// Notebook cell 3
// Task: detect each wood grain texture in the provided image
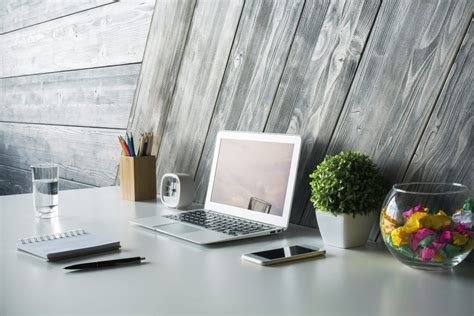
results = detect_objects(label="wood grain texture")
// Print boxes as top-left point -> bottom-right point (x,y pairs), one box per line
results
300,0 -> 474,226
119,156 -> 156,201
404,21 -> 474,189
0,123 -> 123,186
0,0 -> 114,34
0,0 -> 154,78
0,64 -> 141,128
154,0 -> 244,182
127,0 -> 196,156
263,0 -> 380,224
0,164 -> 93,196
193,0 -> 305,203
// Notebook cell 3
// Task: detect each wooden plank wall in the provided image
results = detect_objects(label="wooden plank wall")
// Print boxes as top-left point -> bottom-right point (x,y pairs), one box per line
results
129,0 -> 473,229
0,0 -> 155,195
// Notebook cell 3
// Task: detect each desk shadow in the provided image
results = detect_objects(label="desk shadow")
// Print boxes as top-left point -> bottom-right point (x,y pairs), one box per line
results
241,253 -> 330,269
64,261 -> 151,274
204,234 -> 287,249
204,227 -> 320,249
48,248 -> 122,266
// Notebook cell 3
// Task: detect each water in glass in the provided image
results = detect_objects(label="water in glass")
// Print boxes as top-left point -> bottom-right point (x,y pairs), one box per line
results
31,163 -> 59,218
33,179 -> 58,217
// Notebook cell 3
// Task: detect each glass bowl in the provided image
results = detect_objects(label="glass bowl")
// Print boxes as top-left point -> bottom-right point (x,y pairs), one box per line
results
380,183 -> 472,270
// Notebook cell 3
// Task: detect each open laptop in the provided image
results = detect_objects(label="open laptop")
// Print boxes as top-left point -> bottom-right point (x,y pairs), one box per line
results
130,131 -> 301,244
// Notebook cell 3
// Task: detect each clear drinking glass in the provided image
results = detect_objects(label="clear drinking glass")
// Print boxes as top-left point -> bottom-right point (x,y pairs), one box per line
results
31,163 -> 59,218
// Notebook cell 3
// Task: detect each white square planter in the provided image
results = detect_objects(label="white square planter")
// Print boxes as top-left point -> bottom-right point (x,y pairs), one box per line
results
315,210 -> 376,248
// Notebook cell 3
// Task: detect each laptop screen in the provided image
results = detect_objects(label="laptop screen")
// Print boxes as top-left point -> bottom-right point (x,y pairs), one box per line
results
210,138 -> 294,217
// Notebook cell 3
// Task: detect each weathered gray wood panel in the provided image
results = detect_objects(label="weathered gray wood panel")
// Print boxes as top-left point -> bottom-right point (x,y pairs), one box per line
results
263,0 -> 380,224
0,123 -> 123,186
0,0 -> 154,78
0,64 -> 141,128
300,0 -> 474,226
404,21 -> 474,189
154,0 -> 244,182
193,0 -> 305,203
128,0 -> 196,156
0,0 -> 114,34
0,164 -> 93,196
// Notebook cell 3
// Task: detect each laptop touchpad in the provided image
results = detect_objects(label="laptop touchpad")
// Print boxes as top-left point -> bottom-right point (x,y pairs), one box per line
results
157,223 -> 202,234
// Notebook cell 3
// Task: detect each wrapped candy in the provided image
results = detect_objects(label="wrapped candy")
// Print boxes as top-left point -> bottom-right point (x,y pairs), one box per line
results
387,204 -> 473,263
421,247 -> 436,261
419,211 -> 451,230
404,212 -> 428,232
452,210 -> 472,228
411,228 -> 435,250
391,227 -> 411,247
402,204 -> 428,218
452,232 -> 469,246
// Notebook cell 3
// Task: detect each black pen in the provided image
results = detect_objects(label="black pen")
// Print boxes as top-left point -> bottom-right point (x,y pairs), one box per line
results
64,257 -> 146,270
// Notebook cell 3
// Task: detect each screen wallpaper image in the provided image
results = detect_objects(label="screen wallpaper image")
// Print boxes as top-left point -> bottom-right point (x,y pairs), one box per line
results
210,139 -> 294,217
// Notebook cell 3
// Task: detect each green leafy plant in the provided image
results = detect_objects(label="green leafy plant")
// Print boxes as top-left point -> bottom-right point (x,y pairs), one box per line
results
309,151 -> 385,217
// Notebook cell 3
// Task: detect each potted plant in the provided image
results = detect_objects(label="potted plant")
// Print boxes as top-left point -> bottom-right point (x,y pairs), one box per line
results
309,151 -> 385,248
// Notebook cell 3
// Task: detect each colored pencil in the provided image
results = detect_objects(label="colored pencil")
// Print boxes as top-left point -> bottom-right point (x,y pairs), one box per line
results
137,134 -> 145,156
146,132 -> 153,156
118,136 -> 131,156
127,132 -> 136,156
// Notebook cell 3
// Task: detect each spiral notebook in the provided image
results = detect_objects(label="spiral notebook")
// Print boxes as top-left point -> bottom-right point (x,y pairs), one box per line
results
17,229 -> 121,261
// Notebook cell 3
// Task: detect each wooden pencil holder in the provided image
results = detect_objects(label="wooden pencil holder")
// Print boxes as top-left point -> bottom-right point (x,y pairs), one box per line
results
119,156 -> 157,201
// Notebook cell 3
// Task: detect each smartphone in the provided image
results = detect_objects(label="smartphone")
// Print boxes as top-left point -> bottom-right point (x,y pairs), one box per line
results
241,245 -> 325,266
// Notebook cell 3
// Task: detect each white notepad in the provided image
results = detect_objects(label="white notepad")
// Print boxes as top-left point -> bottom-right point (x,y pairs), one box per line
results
17,229 -> 121,261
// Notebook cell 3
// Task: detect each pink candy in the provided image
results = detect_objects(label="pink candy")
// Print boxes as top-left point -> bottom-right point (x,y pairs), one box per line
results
403,204 -> 426,218
454,224 -> 473,235
411,228 -> 435,250
421,247 -> 436,261
432,241 -> 446,250
439,230 -> 452,243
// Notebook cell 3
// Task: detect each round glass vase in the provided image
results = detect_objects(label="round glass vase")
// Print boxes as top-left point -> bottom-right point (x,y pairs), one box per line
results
380,183 -> 472,271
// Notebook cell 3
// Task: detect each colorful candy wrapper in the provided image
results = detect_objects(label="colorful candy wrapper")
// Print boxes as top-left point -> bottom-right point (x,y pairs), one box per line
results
421,247 -> 436,261
439,230 -> 452,243
386,203 -> 473,263
418,235 -> 436,248
411,228 -> 435,250
452,232 -> 469,246
391,227 -> 411,247
419,212 -> 451,230
452,211 -> 472,228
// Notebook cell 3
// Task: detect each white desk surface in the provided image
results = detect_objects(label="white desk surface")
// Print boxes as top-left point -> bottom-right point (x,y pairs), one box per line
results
0,186 -> 472,316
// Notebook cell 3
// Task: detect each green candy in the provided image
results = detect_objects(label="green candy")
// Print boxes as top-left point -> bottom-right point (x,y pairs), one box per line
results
419,235 -> 436,248
463,198 -> 473,211
438,248 -> 449,259
445,244 -> 461,258
397,245 -> 416,259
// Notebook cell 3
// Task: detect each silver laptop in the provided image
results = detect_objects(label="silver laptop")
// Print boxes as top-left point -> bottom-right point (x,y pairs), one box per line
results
130,131 -> 301,244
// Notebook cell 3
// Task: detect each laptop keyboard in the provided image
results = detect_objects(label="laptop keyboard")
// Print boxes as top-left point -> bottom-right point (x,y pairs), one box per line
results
163,210 -> 276,236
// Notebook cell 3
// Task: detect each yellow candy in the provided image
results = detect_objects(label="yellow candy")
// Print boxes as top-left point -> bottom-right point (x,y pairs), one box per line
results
436,210 -> 447,216
391,227 -> 411,247
452,232 -> 469,246
434,253 -> 444,262
465,238 -> 474,251
404,212 -> 428,233
420,213 -> 451,230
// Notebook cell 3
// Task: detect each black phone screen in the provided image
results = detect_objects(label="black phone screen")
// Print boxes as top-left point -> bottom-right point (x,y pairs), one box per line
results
252,246 -> 317,260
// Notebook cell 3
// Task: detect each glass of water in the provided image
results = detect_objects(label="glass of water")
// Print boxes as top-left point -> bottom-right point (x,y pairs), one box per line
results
31,163 -> 59,218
